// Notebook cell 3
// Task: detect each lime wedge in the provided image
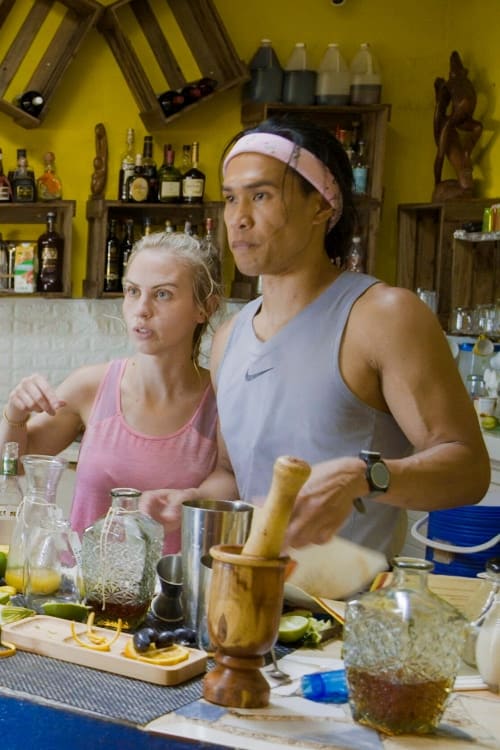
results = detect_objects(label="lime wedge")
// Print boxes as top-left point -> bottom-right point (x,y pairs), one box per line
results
0,593 -> 10,605
278,614 -> 310,643
41,602 -> 92,622
0,551 -> 7,579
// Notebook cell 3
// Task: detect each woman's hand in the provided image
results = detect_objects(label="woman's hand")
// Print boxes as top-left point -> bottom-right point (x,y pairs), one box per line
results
139,488 -> 199,534
284,457 -> 367,548
6,373 -> 66,421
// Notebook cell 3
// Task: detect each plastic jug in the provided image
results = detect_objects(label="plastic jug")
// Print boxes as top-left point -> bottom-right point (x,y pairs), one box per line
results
316,43 -> 350,105
282,43 -> 317,105
350,43 -> 382,105
243,39 -> 283,103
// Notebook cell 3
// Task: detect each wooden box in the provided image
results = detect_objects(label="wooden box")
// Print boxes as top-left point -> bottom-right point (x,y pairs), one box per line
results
98,0 -> 248,131
0,0 -> 102,128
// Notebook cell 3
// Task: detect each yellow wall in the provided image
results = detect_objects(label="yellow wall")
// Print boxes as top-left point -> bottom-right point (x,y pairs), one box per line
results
0,0 -> 499,293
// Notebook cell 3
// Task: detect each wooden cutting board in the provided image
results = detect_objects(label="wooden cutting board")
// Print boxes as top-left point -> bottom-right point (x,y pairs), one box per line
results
2,615 -> 207,686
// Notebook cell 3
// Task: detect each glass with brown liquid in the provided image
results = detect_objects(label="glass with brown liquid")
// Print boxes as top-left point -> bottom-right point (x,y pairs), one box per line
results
343,557 -> 467,735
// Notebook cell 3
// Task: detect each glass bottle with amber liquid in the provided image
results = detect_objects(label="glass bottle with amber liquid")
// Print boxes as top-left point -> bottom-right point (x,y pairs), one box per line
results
158,144 -> 182,203
126,155 -> 149,203
11,149 -> 36,202
182,141 -> 205,204
37,211 -> 64,292
37,151 -> 62,201
103,218 -> 121,293
0,148 -> 12,202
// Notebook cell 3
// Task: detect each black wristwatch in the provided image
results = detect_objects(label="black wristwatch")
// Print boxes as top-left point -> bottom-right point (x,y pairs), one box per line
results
359,449 -> 390,498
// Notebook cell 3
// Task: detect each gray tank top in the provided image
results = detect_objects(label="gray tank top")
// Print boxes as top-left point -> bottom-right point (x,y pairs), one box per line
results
216,272 -> 412,557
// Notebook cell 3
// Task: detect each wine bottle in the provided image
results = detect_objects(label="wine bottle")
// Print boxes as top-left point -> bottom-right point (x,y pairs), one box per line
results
103,218 -> 121,293
11,149 -> 36,202
120,219 -> 135,276
0,149 -> 12,202
142,135 -> 158,202
118,128 -> 135,201
182,142 -> 205,204
157,88 -> 185,117
37,151 -> 63,201
16,90 -> 44,117
158,145 -> 182,203
37,211 -> 64,292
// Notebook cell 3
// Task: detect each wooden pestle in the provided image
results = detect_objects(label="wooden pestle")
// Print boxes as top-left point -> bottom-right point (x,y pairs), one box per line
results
242,455 -> 311,559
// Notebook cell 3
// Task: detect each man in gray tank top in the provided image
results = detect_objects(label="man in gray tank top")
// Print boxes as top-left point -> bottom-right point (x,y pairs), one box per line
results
192,117 -> 490,560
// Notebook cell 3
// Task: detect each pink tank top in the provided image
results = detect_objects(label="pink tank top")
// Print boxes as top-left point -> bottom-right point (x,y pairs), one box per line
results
70,359 -> 217,553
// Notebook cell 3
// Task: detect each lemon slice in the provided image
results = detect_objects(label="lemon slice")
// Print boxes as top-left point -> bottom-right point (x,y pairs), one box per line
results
0,585 -> 17,597
41,602 -> 92,622
278,614 -> 310,643
123,639 -> 189,666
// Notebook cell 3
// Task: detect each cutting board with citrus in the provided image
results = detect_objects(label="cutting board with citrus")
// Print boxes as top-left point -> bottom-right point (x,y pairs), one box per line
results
2,615 -> 207,685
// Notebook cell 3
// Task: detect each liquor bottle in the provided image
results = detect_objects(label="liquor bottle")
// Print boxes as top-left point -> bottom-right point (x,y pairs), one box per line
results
157,87 -> 185,118
200,217 -> 221,282
126,154 -> 149,203
0,233 -> 9,290
37,211 -> 64,292
143,216 -> 152,236
0,442 -> 23,546
0,149 -> 12,202
182,141 -> 205,204
164,219 -> 174,233
142,135 -> 158,202
120,219 -> 135,276
118,128 -> 135,201
36,151 -> 63,201
103,218 -> 121,293
345,236 -> 364,273
16,90 -> 44,117
157,144 -> 182,203
11,149 -> 36,202
181,144 -> 191,172
352,140 -> 368,195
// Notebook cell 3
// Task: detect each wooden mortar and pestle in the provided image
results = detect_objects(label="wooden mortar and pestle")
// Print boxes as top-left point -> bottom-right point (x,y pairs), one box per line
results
202,455 -> 311,708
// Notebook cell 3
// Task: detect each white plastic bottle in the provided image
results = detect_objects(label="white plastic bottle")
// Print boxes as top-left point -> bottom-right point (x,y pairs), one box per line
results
350,43 -> 382,105
316,43 -> 350,105
282,43 -> 317,106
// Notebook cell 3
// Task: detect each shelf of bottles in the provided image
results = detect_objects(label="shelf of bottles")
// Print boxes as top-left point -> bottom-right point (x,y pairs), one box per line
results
83,200 -> 226,299
0,201 -> 76,297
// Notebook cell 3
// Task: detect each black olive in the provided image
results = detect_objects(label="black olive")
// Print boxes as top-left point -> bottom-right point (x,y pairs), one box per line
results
156,630 -> 175,649
172,627 -> 197,645
133,627 -> 157,652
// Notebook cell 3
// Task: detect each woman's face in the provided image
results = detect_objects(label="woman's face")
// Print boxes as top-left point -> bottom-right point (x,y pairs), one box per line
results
122,248 -> 205,356
222,152 -> 325,277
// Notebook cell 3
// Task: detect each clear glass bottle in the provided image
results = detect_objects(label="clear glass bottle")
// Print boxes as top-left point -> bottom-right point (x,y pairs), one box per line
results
24,514 -> 82,612
4,454 -> 67,594
158,144 -> 182,203
103,218 -> 121,293
0,442 -> 23,546
36,151 -> 63,201
81,488 -> 164,630
345,236 -> 364,272
118,128 -> 135,201
343,557 -> 467,735
352,140 -> 368,195
37,211 -> 64,293
182,141 -> 205,204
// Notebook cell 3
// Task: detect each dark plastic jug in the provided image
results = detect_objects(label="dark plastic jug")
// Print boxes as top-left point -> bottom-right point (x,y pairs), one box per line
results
243,39 -> 283,103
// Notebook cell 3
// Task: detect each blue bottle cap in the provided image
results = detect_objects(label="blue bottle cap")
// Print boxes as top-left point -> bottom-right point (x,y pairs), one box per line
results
300,669 -> 349,703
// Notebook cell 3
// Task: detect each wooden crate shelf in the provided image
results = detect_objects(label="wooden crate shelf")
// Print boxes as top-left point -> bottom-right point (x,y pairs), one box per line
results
0,200 -> 76,297
396,199 -> 500,330
97,0 -> 248,132
0,0 -> 102,128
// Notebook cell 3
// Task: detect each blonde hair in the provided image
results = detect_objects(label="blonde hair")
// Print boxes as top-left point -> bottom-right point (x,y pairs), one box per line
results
125,231 -> 223,363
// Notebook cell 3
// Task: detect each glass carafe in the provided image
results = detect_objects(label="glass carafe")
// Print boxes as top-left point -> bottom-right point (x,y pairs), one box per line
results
343,557 -> 467,735
5,454 -> 67,594
81,488 -> 164,630
475,557 -> 500,692
24,514 -> 82,612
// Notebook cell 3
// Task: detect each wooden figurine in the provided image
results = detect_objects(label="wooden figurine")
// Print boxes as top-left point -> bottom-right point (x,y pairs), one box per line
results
432,51 -> 483,202
90,122 -> 108,199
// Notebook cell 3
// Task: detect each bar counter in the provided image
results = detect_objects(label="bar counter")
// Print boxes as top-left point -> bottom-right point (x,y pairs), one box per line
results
0,637 -> 498,750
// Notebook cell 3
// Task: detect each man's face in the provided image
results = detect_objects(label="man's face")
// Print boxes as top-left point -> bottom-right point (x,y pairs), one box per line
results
222,152 -> 324,278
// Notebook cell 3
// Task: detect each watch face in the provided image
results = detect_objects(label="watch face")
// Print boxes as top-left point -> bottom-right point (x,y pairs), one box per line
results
371,461 -> 390,491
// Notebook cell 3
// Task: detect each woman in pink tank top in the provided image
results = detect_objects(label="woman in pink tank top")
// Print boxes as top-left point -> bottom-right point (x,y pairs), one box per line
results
0,231 -> 236,552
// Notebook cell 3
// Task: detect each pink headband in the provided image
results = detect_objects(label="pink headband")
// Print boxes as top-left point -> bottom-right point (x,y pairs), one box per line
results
223,132 -> 343,228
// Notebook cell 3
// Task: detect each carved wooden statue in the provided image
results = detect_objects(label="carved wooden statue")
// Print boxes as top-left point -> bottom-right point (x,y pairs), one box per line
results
90,122 -> 108,199
432,51 -> 483,202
